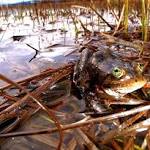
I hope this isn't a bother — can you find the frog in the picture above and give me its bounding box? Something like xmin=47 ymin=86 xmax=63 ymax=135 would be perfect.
xmin=73 ymin=46 xmax=147 ymax=113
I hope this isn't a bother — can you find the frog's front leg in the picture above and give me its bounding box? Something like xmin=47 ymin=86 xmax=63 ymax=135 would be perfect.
xmin=83 ymin=91 xmax=109 ymax=114
xmin=73 ymin=48 xmax=93 ymax=92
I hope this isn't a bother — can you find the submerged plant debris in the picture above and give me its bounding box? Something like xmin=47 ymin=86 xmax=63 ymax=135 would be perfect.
xmin=0 ymin=0 xmax=150 ymax=150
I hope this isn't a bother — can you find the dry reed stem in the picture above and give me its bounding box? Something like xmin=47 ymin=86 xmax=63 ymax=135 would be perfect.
xmin=1 ymin=104 xmax=150 ymax=138
xmin=0 ymin=65 xmax=73 ymax=149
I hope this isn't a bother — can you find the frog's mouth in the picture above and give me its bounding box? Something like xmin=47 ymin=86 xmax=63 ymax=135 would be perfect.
xmin=102 ymin=76 xmax=147 ymax=98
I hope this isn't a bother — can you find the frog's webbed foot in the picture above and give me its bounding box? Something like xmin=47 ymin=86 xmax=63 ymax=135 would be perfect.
xmin=73 ymin=48 xmax=93 ymax=92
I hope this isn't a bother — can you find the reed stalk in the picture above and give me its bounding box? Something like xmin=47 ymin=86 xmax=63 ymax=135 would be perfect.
xmin=141 ymin=0 xmax=149 ymax=41
xmin=124 ymin=0 xmax=128 ymax=33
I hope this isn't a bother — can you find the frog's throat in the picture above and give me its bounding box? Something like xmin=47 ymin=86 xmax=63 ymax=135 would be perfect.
xmin=103 ymin=76 xmax=147 ymax=98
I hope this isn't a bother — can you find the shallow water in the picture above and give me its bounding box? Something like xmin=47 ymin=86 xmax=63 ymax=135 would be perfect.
xmin=0 ymin=18 xmax=79 ymax=88
xmin=0 ymin=0 xmax=117 ymax=88
xmin=0 ymin=2 xmax=85 ymax=149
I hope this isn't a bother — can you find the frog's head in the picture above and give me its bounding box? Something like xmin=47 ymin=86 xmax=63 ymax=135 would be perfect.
xmin=90 ymin=50 xmax=147 ymax=98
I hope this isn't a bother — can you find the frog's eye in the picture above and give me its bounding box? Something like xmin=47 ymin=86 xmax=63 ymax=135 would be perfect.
xmin=112 ymin=67 xmax=125 ymax=79
xmin=136 ymin=63 xmax=144 ymax=73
